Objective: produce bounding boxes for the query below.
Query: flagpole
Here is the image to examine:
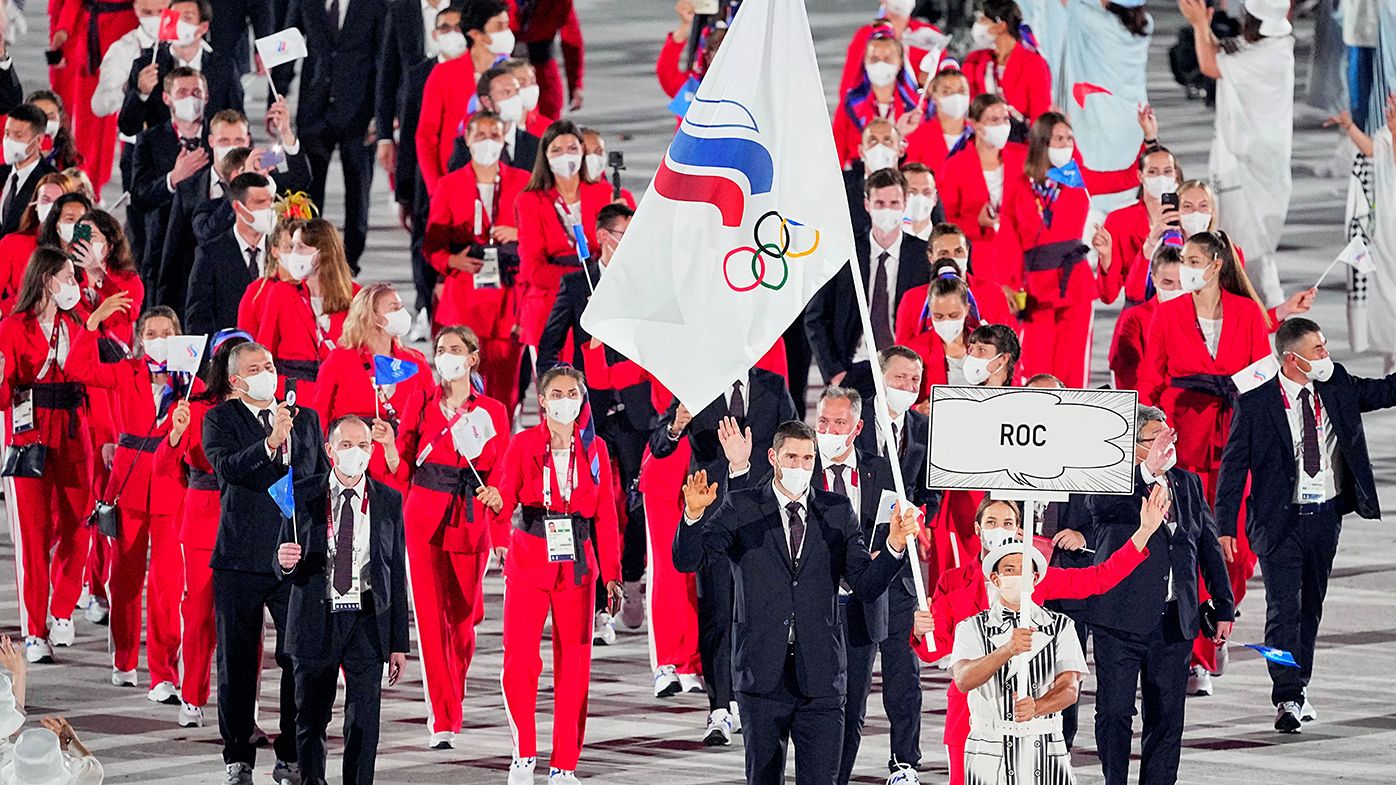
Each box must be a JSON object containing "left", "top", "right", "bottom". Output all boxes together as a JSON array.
[
  {"left": 843, "top": 254, "right": 929, "bottom": 612},
  {"left": 1313, "top": 257, "right": 1342, "bottom": 290}
]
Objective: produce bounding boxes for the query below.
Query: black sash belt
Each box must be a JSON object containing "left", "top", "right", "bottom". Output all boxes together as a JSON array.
[
  {"left": 118, "top": 433, "right": 162, "bottom": 452},
  {"left": 1023, "top": 239, "right": 1089, "bottom": 297},
  {"left": 276, "top": 358, "right": 321, "bottom": 382},
  {"left": 517, "top": 505, "right": 592, "bottom": 585}
]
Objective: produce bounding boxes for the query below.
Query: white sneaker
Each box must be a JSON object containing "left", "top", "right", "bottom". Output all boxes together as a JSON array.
[
  {"left": 428, "top": 730, "right": 455, "bottom": 749},
  {"left": 703, "top": 709, "right": 733, "bottom": 746},
  {"left": 678, "top": 672, "right": 705, "bottom": 694},
  {"left": 1300, "top": 697, "right": 1317, "bottom": 722},
  {"left": 148, "top": 681, "right": 180, "bottom": 704},
  {"left": 178, "top": 702, "right": 204, "bottom": 728},
  {"left": 224, "top": 762, "right": 253, "bottom": 785},
  {"left": 1186, "top": 665, "right": 1212, "bottom": 697},
  {"left": 48, "top": 618, "right": 75, "bottom": 647},
  {"left": 620, "top": 581, "right": 645, "bottom": 629},
  {"left": 83, "top": 596, "right": 109, "bottom": 626},
  {"left": 23, "top": 637, "right": 52, "bottom": 664},
  {"left": 111, "top": 668, "right": 138, "bottom": 687},
  {"left": 592, "top": 611, "right": 616, "bottom": 646},
  {"left": 653, "top": 665, "right": 680, "bottom": 698},
  {"left": 1211, "top": 642, "right": 1229, "bottom": 676},
  {"left": 730, "top": 700, "right": 743, "bottom": 734},
  {"left": 409, "top": 308, "right": 431, "bottom": 343},
  {"left": 887, "top": 765, "right": 921, "bottom": 785},
  {"left": 548, "top": 770, "right": 581, "bottom": 785},
  {"left": 508, "top": 756, "right": 536, "bottom": 785}
]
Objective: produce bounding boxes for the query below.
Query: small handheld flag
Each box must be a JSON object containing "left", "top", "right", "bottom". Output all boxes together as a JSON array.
[
  {"left": 571, "top": 223, "right": 591, "bottom": 262},
  {"left": 157, "top": 9, "right": 182, "bottom": 42},
  {"left": 269, "top": 467, "right": 295, "bottom": 529},
  {"left": 1231, "top": 355, "right": 1280, "bottom": 394},
  {"left": 1314, "top": 236, "right": 1373, "bottom": 289},
  {"left": 1046, "top": 160, "right": 1084, "bottom": 189},
  {"left": 1243, "top": 644, "right": 1299, "bottom": 668},
  {"left": 373, "top": 355, "right": 419, "bottom": 386},
  {"left": 255, "top": 28, "right": 309, "bottom": 70},
  {"left": 167, "top": 335, "right": 208, "bottom": 374},
  {"left": 668, "top": 75, "right": 700, "bottom": 119}
]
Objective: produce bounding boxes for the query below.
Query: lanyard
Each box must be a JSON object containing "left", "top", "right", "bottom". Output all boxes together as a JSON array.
[
  {"left": 297, "top": 283, "right": 334, "bottom": 353},
  {"left": 37, "top": 316, "right": 65, "bottom": 381},
  {"left": 415, "top": 398, "right": 471, "bottom": 467},
  {"left": 541, "top": 441, "right": 576, "bottom": 513},
  {"left": 473, "top": 168, "right": 502, "bottom": 238},
  {"left": 552, "top": 192, "right": 580, "bottom": 250}
]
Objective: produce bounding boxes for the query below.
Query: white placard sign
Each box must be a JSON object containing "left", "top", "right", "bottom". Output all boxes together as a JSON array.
[{"left": 925, "top": 386, "right": 1137, "bottom": 495}]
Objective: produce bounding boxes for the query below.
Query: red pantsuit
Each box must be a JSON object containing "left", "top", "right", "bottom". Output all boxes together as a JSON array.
[
  {"left": 52, "top": 0, "right": 135, "bottom": 192},
  {"left": 1139, "top": 290, "right": 1269, "bottom": 669},
  {"left": 155, "top": 397, "right": 220, "bottom": 706},
  {"left": 310, "top": 343, "right": 432, "bottom": 491},
  {"left": 914, "top": 545, "right": 1147, "bottom": 785},
  {"left": 494, "top": 422, "right": 619, "bottom": 771},
  {"left": 423, "top": 164, "right": 529, "bottom": 407},
  {"left": 415, "top": 57, "right": 479, "bottom": 196},
  {"left": 0, "top": 232, "right": 37, "bottom": 316},
  {"left": 837, "top": 20, "right": 945, "bottom": 98},
  {"left": 237, "top": 277, "right": 281, "bottom": 330},
  {"left": 1101, "top": 200, "right": 1152, "bottom": 305},
  {"left": 904, "top": 122, "right": 971, "bottom": 175},
  {"left": 508, "top": 0, "right": 583, "bottom": 121},
  {"left": 961, "top": 43, "right": 1053, "bottom": 122},
  {"left": 0, "top": 311, "right": 106, "bottom": 639},
  {"left": 395, "top": 388, "right": 510, "bottom": 735},
  {"left": 514, "top": 181, "right": 610, "bottom": 347},
  {"left": 245, "top": 280, "right": 354, "bottom": 403},
  {"left": 1001, "top": 175, "right": 1098, "bottom": 387},
  {"left": 939, "top": 143, "right": 1027, "bottom": 295}
]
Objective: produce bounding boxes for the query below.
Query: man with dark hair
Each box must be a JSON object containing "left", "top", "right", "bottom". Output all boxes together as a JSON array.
[
  {"left": 677, "top": 420, "right": 919, "bottom": 785},
  {"left": 1217, "top": 317, "right": 1396, "bottom": 732},
  {"left": 185, "top": 172, "right": 274, "bottom": 334},
  {"left": 446, "top": 64, "right": 540, "bottom": 173},
  {"left": 965, "top": 324, "right": 1020, "bottom": 386},
  {"left": 117, "top": 0, "right": 245, "bottom": 137},
  {"left": 0, "top": 104, "right": 57, "bottom": 236}
]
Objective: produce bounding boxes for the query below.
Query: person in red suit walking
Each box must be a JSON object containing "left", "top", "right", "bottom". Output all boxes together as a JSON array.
[
  {"left": 507, "top": 0, "right": 584, "bottom": 119},
  {"left": 1100, "top": 145, "right": 1184, "bottom": 306},
  {"left": 833, "top": 32, "right": 923, "bottom": 168},
  {"left": 49, "top": 0, "right": 136, "bottom": 192},
  {"left": 904, "top": 68, "right": 974, "bottom": 175},
  {"left": 311, "top": 283, "right": 432, "bottom": 489},
  {"left": 961, "top": 0, "right": 1052, "bottom": 122},
  {"left": 1137, "top": 229, "right": 1272, "bottom": 692},
  {"left": 0, "top": 177, "right": 84, "bottom": 315},
  {"left": 157, "top": 328, "right": 248, "bottom": 728},
  {"left": 655, "top": 1, "right": 726, "bottom": 109},
  {"left": 424, "top": 111, "right": 529, "bottom": 408},
  {"left": 515, "top": 120, "right": 611, "bottom": 349},
  {"left": 393, "top": 325, "right": 510, "bottom": 750},
  {"left": 1109, "top": 244, "right": 1185, "bottom": 393},
  {"left": 837, "top": 1, "right": 946, "bottom": 98},
  {"left": 491, "top": 365, "right": 621, "bottom": 785}
]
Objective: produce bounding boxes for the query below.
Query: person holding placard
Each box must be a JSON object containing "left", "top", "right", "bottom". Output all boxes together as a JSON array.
[{"left": 393, "top": 326, "right": 511, "bottom": 750}]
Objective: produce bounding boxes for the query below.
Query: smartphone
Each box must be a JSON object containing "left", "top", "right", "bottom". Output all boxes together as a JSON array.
[
  {"left": 1161, "top": 192, "right": 1181, "bottom": 227},
  {"left": 284, "top": 377, "right": 299, "bottom": 413},
  {"left": 71, "top": 223, "right": 92, "bottom": 244},
  {"left": 258, "top": 148, "right": 287, "bottom": 171}
]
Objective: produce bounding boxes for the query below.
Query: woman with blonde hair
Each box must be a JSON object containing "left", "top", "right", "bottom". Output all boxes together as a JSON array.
[{"left": 311, "top": 283, "right": 431, "bottom": 488}]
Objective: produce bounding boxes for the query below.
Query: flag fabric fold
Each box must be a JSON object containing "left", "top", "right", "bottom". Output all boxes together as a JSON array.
[
  {"left": 269, "top": 467, "right": 295, "bottom": 520},
  {"left": 373, "top": 355, "right": 419, "bottom": 386},
  {"left": 255, "top": 28, "right": 309, "bottom": 70}
]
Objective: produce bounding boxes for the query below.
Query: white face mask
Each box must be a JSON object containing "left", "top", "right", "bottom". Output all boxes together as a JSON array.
[
  {"left": 979, "top": 122, "right": 1011, "bottom": 150},
  {"left": 865, "top": 60, "right": 900, "bottom": 88},
  {"left": 283, "top": 250, "right": 317, "bottom": 281},
  {"left": 885, "top": 385, "right": 918, "bottom": 417},
  {"left": 1180, "top": 212, "right": 1212, "bottom": 237},
  {"left": 885, "top": 0, "right": 916, "bottom": 17},
  {"left": 138, "top": 15, "right": 161, "bottom": 38},
  {"left": 545, "top": 397, "right": 583, "bottom": 425},
  {"left": 1143, "top": 175, "right": 1176, "bottom": 199},
  {"left": 52, "top": 279, "right": 81, "bottom": 310},
  {"left": 334, "top": 446, "right": 371, "bottom": 479},
  {"left": 436, "top": 31, "right": 468, "bottom": 60},
  {"left": 35, "top": 202, "right": 54, "bottom": 225},
  {"left": 994, "top": 574, "right": 1024, "bottom": 605},
  {"left": 932, "top": 317, "right": 965, "bottom": 344},
  {"left": 777, "top": 465, "right": 813, "bottom": 497},
  {"left": 584, "top": 154, "right": 606, "bottom": 179},
  {"left": 435, "top": 352, "right": 470, "bottom": 382},
  {"left": 469, "top": 138, "right": 504, "bottom": 166},
  {"left": 245, "top": 206, "right": 276, "bottom": 236},
  {"left": 495, "top": 94, "right": 524, "bottom": 124},
  {"left": 816, "top": 431, "right": 852, "bottom": 463},
  {"left": 970, "top": 21, "right": 996, "bottom": 50},
  {"left": 485, "top": 28, "right": 515, "bottom": 56},
  {"left": 44, "top": 119, "right": 59, "bottom": 137},
  {"left": 870, "top": 207, "right": 903, "bottom": 232},
  {"left": 144, "top": 336, "right": 170, "bottom": 363},
  {"left": 1293, "top": 353, "right": 1334, "bottom": 383},
  {"left": 862, "top": 143, "right": 899, "bottom": 173},
  {"left": 937, "top": 92, "right": 970, "bottom": 120},
  {"left": 518, "top": 84, "right": 540, "bottom": 111},
  {"left": 963, "top": 353, "right": 1001, "bottom": 385},
  {"left": 212, "top": 145, "right": 236, "bottom": 167},
  {"left": 979, "top": 526, "right": 1016, "bottom": 553},
  {"left": 172, "top": 96, "right": 204, "bottom": 123},
  {"left": 2, "top": 137, "right": 31, "bottom": 165},
  {"left": 1178, "top": 263, "right": 1212, "bottom": 293},
  {"left": 1048, "top": 145, "right": 1074, "bottom": 169},
  {"left": 57, "top": 222, "right": 76, "bottom": 243},
  {"left": 89, "top": 240, "right": 107, "bottom": 264},
  {"left": 1156, "top": 286, "right": 1187, "bottom": 303},
  {"left": 548, "top": 152, "right": 583, "bottom": 179},
  {"left": 239, "top": 370, "right": 278, "bottom": 401},
  {"left": 905, "top": 193, "right": 937, "bottom": 223},
  {"left": 175, "top": 19, "right": 200, "bottom": 47},
  {"left": 383, "top": 308, "right": 412, "bottom": 337}
]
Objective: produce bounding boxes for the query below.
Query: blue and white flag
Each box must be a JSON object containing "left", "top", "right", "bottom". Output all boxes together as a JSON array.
[
  {"left": 269, "top": 467, "right": 295, "bottom": 520},
  {"left": 373, "top": 355, "right": 419, "bottom": 386},
  {"left": 1243, "top": 644, "right": 1299, "bottom": 668}
]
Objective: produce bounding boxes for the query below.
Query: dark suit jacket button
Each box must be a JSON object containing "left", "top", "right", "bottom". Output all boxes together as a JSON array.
[
  {"left": 783, "top": 619, "right": 790, "bottom": 626},
  {"left": 792, "top": 580, "right": 798, "bottom": 587}
]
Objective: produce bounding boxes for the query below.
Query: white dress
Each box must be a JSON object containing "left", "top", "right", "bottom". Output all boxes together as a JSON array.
[
  {"left": 950, "top": 602, "right": 1088, "bottom": 785},
  {"left": 1365, "top": 128, "right": 1396, "bottom": 360},
  {"left": 1212, "top": 35, "right": 1295, "bottom": 307}
]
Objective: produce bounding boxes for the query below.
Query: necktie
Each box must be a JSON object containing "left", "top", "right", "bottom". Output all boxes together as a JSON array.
[
  {"left": 1299, "top": 388, "right": 1320, "bottom": 478},
  {"left": 246, "top": 246, "right": 261, "bottom": 277},
  {"left": 1, "top": 172, "right": 17, "bottom": 226},
  {"left": 828, "top": 464, "right": 848, "bottom": 497},
  {"left": 333, "top": 487, "right": 356, "bottom": 595},
  {"left": 786, "top": 500, "right": 804, "bottom": 562},
  {"left": 871, "top": 251, "right": 893, "bottom": 346},
  {"left": 257, "top": 408, "right": 274, "bottom": 437},
  {"left": 729, "top": 380, "right": 745, "bottom": 420},
  {"left": 328, "top": 0, "right": 341, "bottom": 37}
]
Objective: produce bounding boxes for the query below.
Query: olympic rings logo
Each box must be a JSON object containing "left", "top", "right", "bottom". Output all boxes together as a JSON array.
[{"left": 722, "top": 210, "right": 821, "bottom": 293}]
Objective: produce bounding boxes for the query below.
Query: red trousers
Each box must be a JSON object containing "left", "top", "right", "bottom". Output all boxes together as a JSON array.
[
  {"left": 501, "top": 575, "right": 594, "bottom": 771},
  {"left": 69, "top": 71, "right": 120, "bottom": 193},
  {"left": 83, "top": 457, "right": 113, "bottom": 602},
  {"left": 948, "top": 740, "right": 966, "bottom": 785},
  {"left": 1020, "top": 300, "right": 1094, "bottom": 388},
  {"left": 639, "top": 452, "right": 700, "bottom": 674},
  {"left": 109, "top": 510, "right": 183, "bottom": 683},
  {"left": 483, "top": 337, "right": 524, "bottom": 417},
  {"left": 180, "top": 545, "right": 215, "bottom": 706},
  {"left": 404, "top": 500, "right": 490, "bottom": 735},
  {"left": 8, "top": 473, "right": 93, "bottom": 638}
]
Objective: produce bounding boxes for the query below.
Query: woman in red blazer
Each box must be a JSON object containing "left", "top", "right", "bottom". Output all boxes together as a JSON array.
[
  {"left": 157, "top": 330, "right": 248, "bottom": 726},
  {"left": 491, "top": 365, "right": 621, "bottom": 781},
  {"left": 961, "top": 0, "right": 1052, "bottom": 122},
  {"left": 655, "top": 6, "right": 725, "bottom": 102},
  {"left": 312, "top": 284, "right": 432, "bottom": 490},
  {"left": 1109, "top": 246, "right": 1185, "bottom": 393},
  {"left": 74, "top": 209, "right": 144, "bottom": 351},
  {"left": 838, "top": 8, "right": 945, "bottom": 97},
  {"left": 424, "top": 111, "right": 529, "bottom": 406},
  {"left": 904, "top": 68, "right": 974, "bottom": 175},
  {"left": 940, "top": 95, "right": 1026, "bottom": 301},
  {"left": 832, "top": 33, "right": 923, "bottom": 168},
  {"left": 393, "top": 326, "right": 510, "bottom": 749},
  {"left": 1101, "top": 146, "right": 1184, "bottom": 306},
  {"left": 515, "top": 120, "right": 613, "bottom": 348},
  {"left": 0, "top": 176, "right": 81, "bottom": 315},
  {"left": 1001, "top": 113, "right": 1113, "bottom": 388},
  {"left": 246, "top": 218, "right": 358, "bottom": 403},
  {"left": 238, "top": 217, "right": 303, "bottom": 329}
]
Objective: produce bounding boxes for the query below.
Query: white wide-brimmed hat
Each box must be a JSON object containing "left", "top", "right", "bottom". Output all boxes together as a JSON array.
[
  {"left": 4, "top": 729, "right": 68, "bottom": 785},
  {"left": 982, "top": 540, "right": 1049, "bottom": 582},
  {"left": 1245, "top": 0, "right": 1292, "bottom": 37}
]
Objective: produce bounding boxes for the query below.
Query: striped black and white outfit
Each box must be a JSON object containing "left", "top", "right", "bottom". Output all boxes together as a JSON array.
[{"left": 950, "top": 603, "right": 1088, "bottom": 785}]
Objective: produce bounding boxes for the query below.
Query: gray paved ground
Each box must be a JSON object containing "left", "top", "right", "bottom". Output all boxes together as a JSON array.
[{"left": 1, "top": 1, "right": 1393, "bottom": 783}]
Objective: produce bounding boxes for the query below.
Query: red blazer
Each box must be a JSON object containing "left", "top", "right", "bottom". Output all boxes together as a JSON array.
[
  {"left": 238, "top": 277, "right": 281, "bottom": 329},
  {"left": 1108, "top": 298, "right": 1155, "bottom": 393},
  {"left": 962, "top": 43, "right": 1052, "bottom": 121},
  {"left": 1102, "top": 199, "right": 1150, "bottom": 304},
  {"left": 837, "top": 20, "right": 945, "bottom": 98},
  {"left": 156, "top": 396, "right": 221, "bottom": 550},
  {"left": 516, "top": 182, "right": 610, "bottom": 293},
  {"left": 940, "top": 143, "right": 1027, "bottom": 292},
  {"left": 0, "top": 232, "right": 35, "bottom": 315},
  {"left": 904, "top": 122, "right": 972, "bottom": 175},
  {"left": 423, "top": 163, "right": 529, "bottom": 333},
  {"left": 656, "top": 32, "right": 694, "bottom": 98},
  {"left": 103, "top": 360, "right": 183, "bottom": 515},
  {"left": 247, "top": 280, "right": 353, "bottom": 368},
  {"left": 833, "top": 81, "right": 920, "bottom": 167},
  {"left": 87, "top": 268, "right": 144, "bottom": 348},
  {"left": 396, "top": 389, "right": 511, "bottom": 552},
  {"left": 893, "top": 280, "right": 1012, "bottom": 397},
  {"left": 311, "top": 344, "right": 432, "bottom": 428},
  {"left": 493, "top": 421, "right": 620, "bottom": 589},
  {"left": 415, "top": 56, "right": 479, "bottom": 195},
  {"left": 1001, "top": 174, "right": 1096, "bottom": 307}
]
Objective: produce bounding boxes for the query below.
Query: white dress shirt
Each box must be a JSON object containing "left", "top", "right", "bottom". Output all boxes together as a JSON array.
[
  {"left": 233, "top": 226, "right": 268, "bottom": 275},
  {"left": 823, "top": 449, "right": 860, "bottom": 514},
  {"left": 1138, "top": 462, "right": 1179, "bottom": 600},
  {"left": 243, "top": 398, "right": 290, "bottom": 465},
  {"left": 503, "top": 123, "right": 518, "bottom": 162},
  {"left": 328, "top": 472, "right": 373, "bottom": 604},
  {"left": 1277, "top": 372, "right": 1339, "bottom": 502},
  {"left": 853, "top": 230, "right": 903, "bottom": 364},
  {"left": 93, "top": 26, "right": 159, "bottom": 121},
  {"left": 774, "top": 482, "right": 811, "bottom": 561},
  {"left": 420, "top": 0, "right": 444, "bottom": 56}
]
